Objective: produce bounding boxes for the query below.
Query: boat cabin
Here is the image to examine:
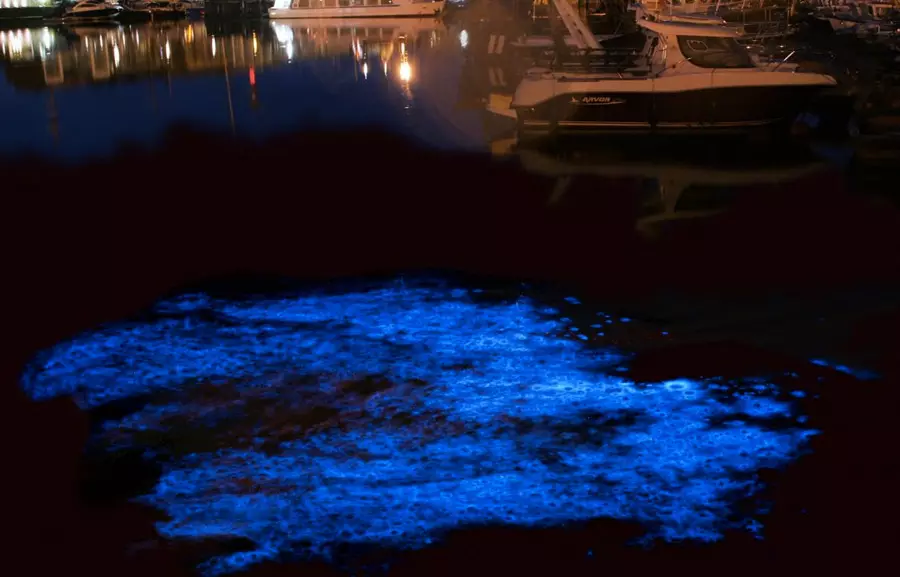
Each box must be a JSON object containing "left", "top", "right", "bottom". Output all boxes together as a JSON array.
[
  {"left": 547, "top": 19, "right": 754, "bottom": 76},
  {"left": 642, "top": 20, "right": 753, "bottom": 71},
  {"left": 511, "top": 1, "right": 837, "bottom": 134}
]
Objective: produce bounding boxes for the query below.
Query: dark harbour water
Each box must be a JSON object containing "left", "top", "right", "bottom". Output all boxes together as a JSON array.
[
  {"left": 0, "top": 19, "right": 487, "bottom": 158},
  {"left": 2, "top": 17, "right": 899, "bottom": 204},
  {"left": 5, "top": 15, "right": 900, "bottom": 577},
  {"left": 20, "top": 273, "right": 879, "bottom": 576}
]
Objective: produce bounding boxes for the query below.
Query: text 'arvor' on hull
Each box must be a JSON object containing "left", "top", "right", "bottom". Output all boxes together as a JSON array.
[{"left": 571, "top": 96, "right": 628, "bottom": 106}]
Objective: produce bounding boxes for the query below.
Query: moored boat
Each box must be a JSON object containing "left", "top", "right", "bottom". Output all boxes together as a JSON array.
[
  {"left": 509, "top": 15, "right": 838, "bottom": 136},
  {"left": 127, "top": 0, "right": 187, "bottom": 19},
  {"left": 62, "top": 0, "right": 124, "bottom": 22}
]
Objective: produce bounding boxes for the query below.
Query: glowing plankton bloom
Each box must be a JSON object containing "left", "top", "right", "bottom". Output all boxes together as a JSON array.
[{"left": 21, "top": 280, "right": 818, "bottom": 575}]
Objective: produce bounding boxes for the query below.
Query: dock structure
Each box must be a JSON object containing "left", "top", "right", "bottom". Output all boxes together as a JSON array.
[{"left": 204, "top": 0, "right": 274, "bottom": 18}]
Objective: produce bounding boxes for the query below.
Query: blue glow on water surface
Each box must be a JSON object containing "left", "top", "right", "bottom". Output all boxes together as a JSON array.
[
  {"left": 21, "top": 280, "right": 819, "bottom": 575},
  {"left": 809, "top": 358, "right": 880, "bottom": 380}
]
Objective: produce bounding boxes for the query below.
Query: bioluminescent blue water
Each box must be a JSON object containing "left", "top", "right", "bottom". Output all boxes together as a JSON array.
[
  {"left": 21, "top": 281, "right": 818, "bottom": 575},
  {"left": 810, "top": 358, "right": 880, "bottom": 380}
]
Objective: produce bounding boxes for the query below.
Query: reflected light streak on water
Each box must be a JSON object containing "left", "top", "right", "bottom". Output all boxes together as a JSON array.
[
  {"left": 21, "top": 280, "right": 818, "bottom": 575},
  {"left": 0, "top": 20, "right": 489, "bottom": 159}
]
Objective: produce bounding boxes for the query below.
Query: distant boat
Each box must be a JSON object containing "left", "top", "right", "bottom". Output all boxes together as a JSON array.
[
  {"left": 119, "top": 1, "right": 154, "bottom": 21},
  {"left": 62, "top": 1, "right": 124, "bottom": 22},
  {"left": 127, "top": 0, "right": 187, "bottom": 19},
  {"left": 269, "top": 0, "right": 445, "bottom": 20}
]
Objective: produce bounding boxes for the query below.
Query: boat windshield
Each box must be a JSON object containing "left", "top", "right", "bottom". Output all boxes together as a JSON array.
[{"left": 676, "top": 35, "right": 755, "bottom": 69}]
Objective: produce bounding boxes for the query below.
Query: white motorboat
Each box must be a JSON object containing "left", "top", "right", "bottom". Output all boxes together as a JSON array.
[{"left": 508, "top": 2, "right": 837, "bottom": 136}]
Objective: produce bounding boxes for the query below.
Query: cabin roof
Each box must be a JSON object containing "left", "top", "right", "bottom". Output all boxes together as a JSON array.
[{"left": 638, "top": 19, "right": 741, "bottom": 38}]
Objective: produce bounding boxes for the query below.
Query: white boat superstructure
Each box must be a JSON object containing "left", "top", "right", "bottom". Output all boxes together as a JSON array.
[{"left": 269, "top": 0, "right": 444, "bottom": 19}]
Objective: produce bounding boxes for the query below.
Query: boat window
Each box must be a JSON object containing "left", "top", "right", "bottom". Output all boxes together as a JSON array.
[
  {"left": 366, "top": 0, "right": 378, "bottom": 5},
  {"left": 676, "top": 35, "right": 755, "bottom": 69},
  {"left": 291, "top": 0, "right": 310, "bottom": 7},
  {"left": 323, "top": 0, "right": 336, "bottom": 6},
  {"left": 339, "top": 0, "right": 350, "bottom": 5},
  {"left": 380, "top": 0, "right": 394, "bottom": 4}
]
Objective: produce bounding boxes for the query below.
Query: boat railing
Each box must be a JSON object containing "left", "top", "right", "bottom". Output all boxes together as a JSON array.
[
  {"left": 654, "top": 55, "right": 692, "bottom": 76},
  {"left": 542, "top": 47, "right": 655, "bottom": 75},
  {"left": 539, "top": 30, "right": 658, "bottom": 74},
  {"left": 770, "top": 49, "right": 796, "bottom": 71}
]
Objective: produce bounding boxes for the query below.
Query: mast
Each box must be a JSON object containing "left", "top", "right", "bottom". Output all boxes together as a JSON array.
[{"left": 550, "top": 0, "right": 600, "bottom": 50}]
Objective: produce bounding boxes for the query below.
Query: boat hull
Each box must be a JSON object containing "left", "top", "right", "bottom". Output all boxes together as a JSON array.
[
  {"left": 269, "top": 2, "right": 444, "bottom": 19},
  {"left": 515, "top": 85, "right": 833, "bottom": 134}
]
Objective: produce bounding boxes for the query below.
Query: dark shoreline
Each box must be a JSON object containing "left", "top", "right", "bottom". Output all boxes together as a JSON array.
[{"left": 0, "top": 8, "right": 56, "bottom": 28}]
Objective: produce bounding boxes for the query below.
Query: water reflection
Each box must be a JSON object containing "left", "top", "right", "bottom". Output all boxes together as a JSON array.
[
  {"left": 0, "top": 19, "right": 443, "bottom": 89},
  {"left": 494, "top": 139, "right": 833, "bottom": 237},
  {"left": 0, "top": 18, "right": 479, "bottom": 157},
  {"left": 0, "top": 15, "right": 889, "bottom": 205}
]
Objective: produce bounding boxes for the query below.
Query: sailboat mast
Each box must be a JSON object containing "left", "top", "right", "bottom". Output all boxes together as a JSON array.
[{"left": 549, "top": 0, "right": 600, "bottom": 50}]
